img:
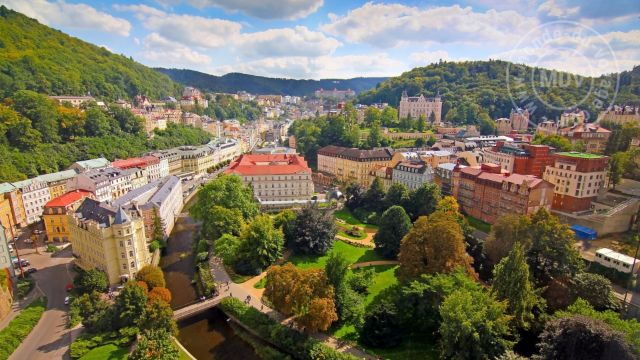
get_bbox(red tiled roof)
[112,156,159,169]
[45,190,93,208]
[225,154,311,176]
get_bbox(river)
[160,214,259,360]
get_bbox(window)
[121,252,125,259]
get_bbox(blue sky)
[2,0,639,79]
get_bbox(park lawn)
[334,209,378,231]
[465,215,492,233]
[79,344,128,360]
[225,265,253,284]
[367,337,439,360]
[253,277,267,289]
[289,240,383,269]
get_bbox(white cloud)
[215,54,405,79]
[138,33,212,67]
[409,50,451,66]
[116,4,241,49]
[2,0,131,36]
[237,26,341,59]
[321,3,539,48]
[186,0,323,20]
[537,0,640,23]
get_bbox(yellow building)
[69,199,151,285]
[179,147,215,177]
[0,183,26,230]
[43,190,93,243]
[36,170,78,199]
[317,145,394,186]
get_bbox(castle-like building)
[398,91,442,125]
[496,109,530,135]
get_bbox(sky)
[2,0,639,79]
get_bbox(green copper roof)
[556,152,605,159]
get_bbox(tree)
[148,287,172,304]
[380,106,398,127]
[325,252,365,327]
[570,273,619,311]
[236,214,284,274]
[491,244,542,329]
[290,205,337,255]
[72,291,113,332]
[367,120,383,148]
[273,209,297,246]
[360,301,404,348]
[345,182,365,210]
[135,265,166,289]
[374,206,412,259]
[74,269,108,294]
[398,211,474,280]
[214,234,242,265]
[535,315,634,360]
[478,112,496,135]
[439,289,514,360]
[364,177,386,211]
[201,205,244,240]
[383,182,409,209]
[84,107,112,137]
[151,208,164,245]
[608,151,628,188]
[396,269,480,334]
[114,281,148,328]
[364,106,381,126]
[526,209,583,285]
[141,299,177,336]
[191,175,258,222]
[11,90,60,143]
[485,214,531,265]
[407,183,441,220]
[264,263,337,331]
[426,135,436,147]
[325,252,350,290]
[130,329,179,360]
[532,134,573,152]
[416,114,426,132]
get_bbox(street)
[8,246,77,360]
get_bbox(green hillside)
[0,6,179,100]
[156,68,386,96]
[358,60,640,123]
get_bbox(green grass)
[225,265,253,284]
[174,338,193,360]
[0,297,47,359]
[79,344,128,360]
[253,277,267,289]
[465,215,492,233]
[367,337,438,360]
[289,240,383,269]
[334,209,378,231]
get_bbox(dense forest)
[155,68,386,96]
[0,90,211,182]
[190,94,262,123]
[359,60,640,124]
[0,6,180,100]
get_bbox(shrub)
[149,240,161,253]
[195,264,216,297]
[0,297,46,359]
[45,244,60,253]
[196,251,209,263]
[15,278,35,299]
[219,297,357,360]
[196,239,209,254]
[135,265,165,289]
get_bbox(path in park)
[209,257,375,359]
[351,260,399,269]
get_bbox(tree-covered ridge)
[359,60,640,124]
[155,68,387,96]
[0,90,211,182]
[0,6,180,100]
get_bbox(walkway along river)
[160,214,259,360]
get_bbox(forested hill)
[155,68,387,96]
[0,6,179,100]
[358,60,640,122]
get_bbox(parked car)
[64,296,70,305]
[12,259,29,267]
[65,284,73,292]
[25,267,37,274]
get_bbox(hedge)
[0,296,47,359]
[219,297,357,360]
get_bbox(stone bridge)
[173,297,222,321]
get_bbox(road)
[9,246,78,360]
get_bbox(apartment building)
[70,199,150,285]
[369,166,394,190]
[317,145,394,186]
[558,123,611,154]
[112,176,183,240]
[179,146,215,178]
[0,183,26,230]
[43,190,93,243]
[12,179,51,225]
[148,149,182,176]
[49,95,95,107]
[542,152,609,213]
[398,91,442,125]
[35,170,78,199]
[69,158,111,173]
[481,142,554,177]
[68,167,135,202]
[0,225,14,277]
[434,163,464,196]
[392,161,434,190]
[452,163,554,224]
[536,121,559,136]
[112,156,169,182]
[417,150,456,168]
[225,154,313,207]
